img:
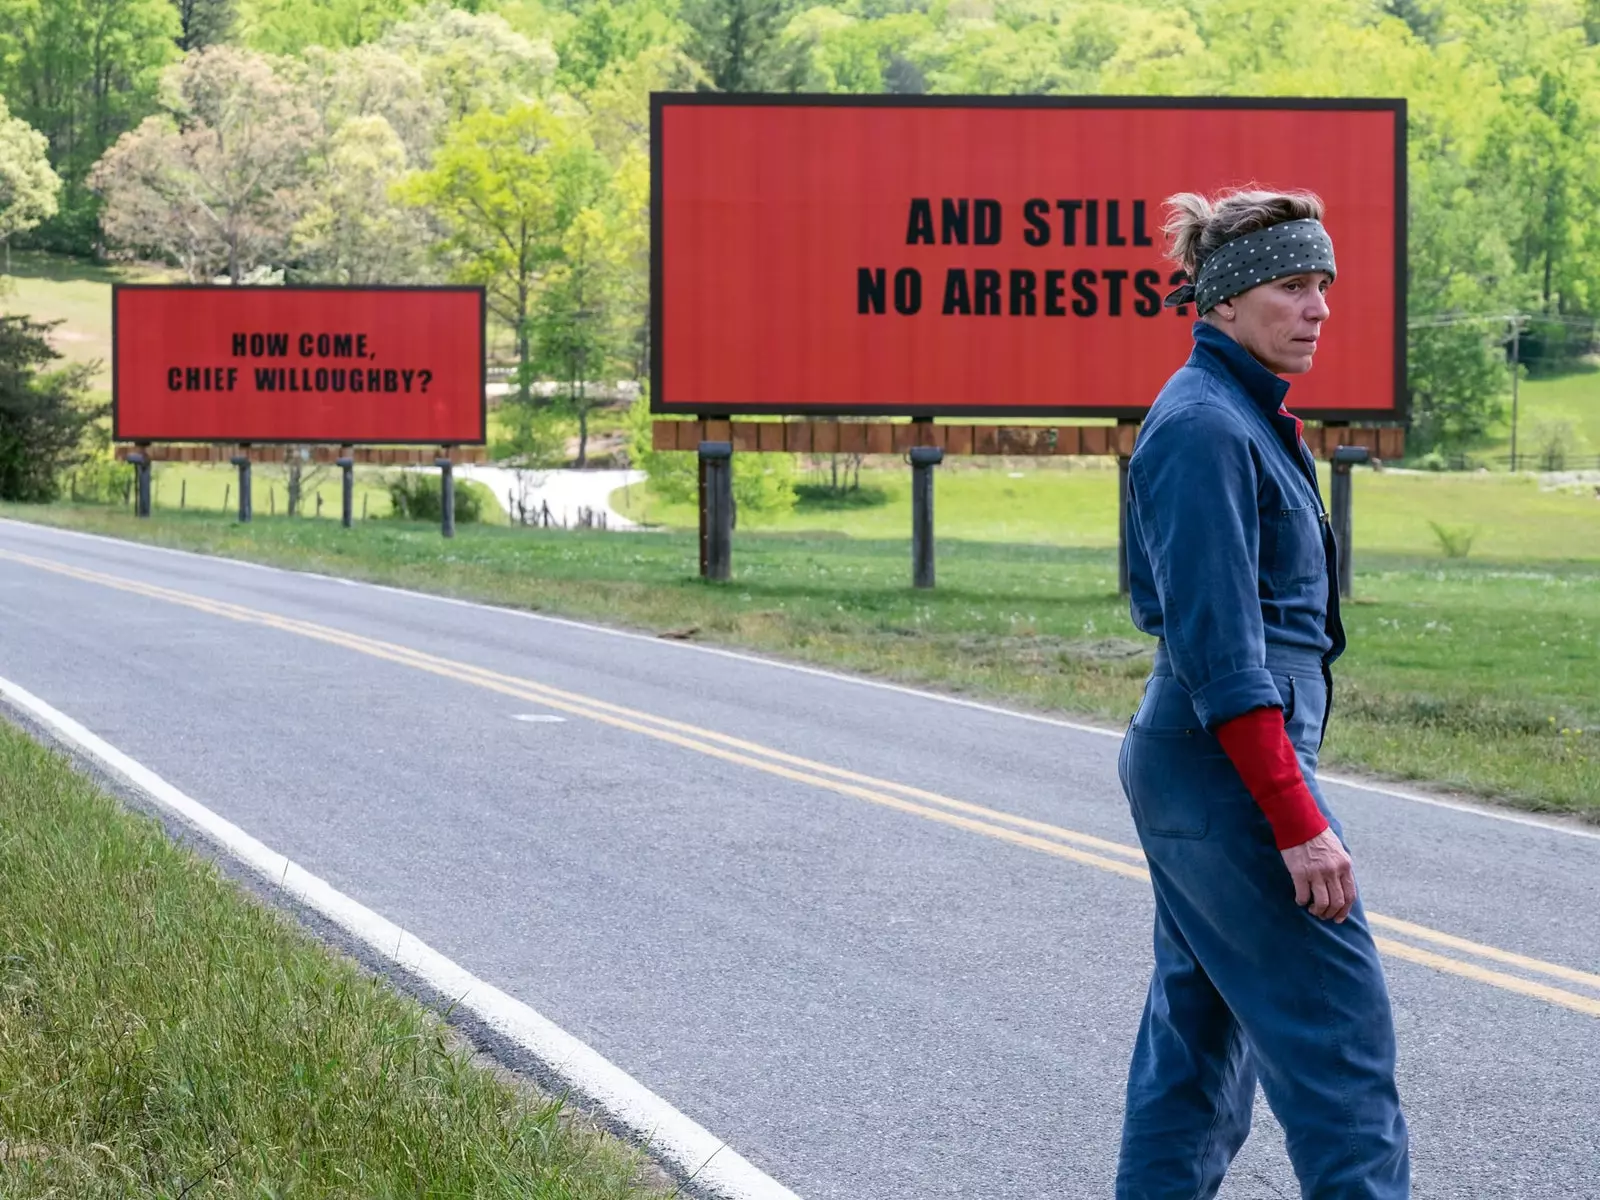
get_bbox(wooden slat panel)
[704,419,731,442]
[814,422,840,453]
[838,423,868,453]
[892,424,917,452]
[786,422,813,453]
[866,423,893,454]
[1114,424,1138,456]
[1052,426,1082,455]
[1080,425,1109,455]
[944,425,973,455]
[731,422,760,452]
[757,422,785,452]
[652,421,678,452]
[1378,427,1404,461]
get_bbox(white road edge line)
[0,672,803,1200]
[8,518,1599,843]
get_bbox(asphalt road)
[2,517,1597,1199]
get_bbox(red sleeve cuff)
[1215,707,1329,850]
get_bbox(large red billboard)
[653,97,1405,419]
[114,286,486,444]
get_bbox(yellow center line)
[1373,938,1600,1018]
[6,547,1600,1019]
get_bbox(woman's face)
[1209,271,1333,376]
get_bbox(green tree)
[1480,63,1600,315]
[0,97,62,269]
[534,191,627,467]
[234,0,419,54]
[173,0,236,49]
[556,0,682,92]
[291,42,444,167]
[0,314,98,502]
[380,4,557,120]
[291,114,433,283]
[0,0,178,253]
[681,0,809,90]
[89,46,316,281]
[493,397,569,522]
[403,102,594,403]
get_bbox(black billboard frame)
[650,93,1408,424]
[111,282,490,446]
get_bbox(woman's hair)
[1162,188,1325,279]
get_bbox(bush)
[63,457,135,504]
[0,315,100,502]
[386,473,485,524]
[1417,449,1449,472]
[1428,521,1476,559]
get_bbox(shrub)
[386,473,484,524]
[1428,521,1476,558]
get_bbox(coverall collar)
[1188,321,1291,415]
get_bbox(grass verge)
[3,503,1597,822]
[0,717,667,1197]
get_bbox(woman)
[1116,189,1410,1199]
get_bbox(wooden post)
[910,444,943,589]
[1330,446,1369,599]
[699,441,733,581]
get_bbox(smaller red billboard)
[114,286,486,444]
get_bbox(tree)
[89,46,316,281]
[533,188,627,467]
[0,97,62,269]
[556,0,682,92]
[234,0,420,54]
[291,114,432,282]
[173,0,235,50]
[493,397,568,522]
[681,0,809,91]
[0,314,99,502]
[291,42,444,167]
[1480,63,1600,315]
[379,4,557,120]
[402,102,595,404]
[0,0,179,253]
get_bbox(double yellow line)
[5,547,1600,1020]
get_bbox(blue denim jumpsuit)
[1116,322,1410,1198]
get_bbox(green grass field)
[620,461,1600,561]
[6,502,1596,821]
[0,720,666,1197]
[1482,362,1600,464]
[78,462,520,525]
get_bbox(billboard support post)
[699,441,733,581]
[337,447,354,529]
[128,449,151,518]
[436,456,456,539]
[1117,420,1139,598]
[230,452,252,523]
[1330,445,1369,599]
[910,445,943,589]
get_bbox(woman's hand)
[1281,828,1357,923]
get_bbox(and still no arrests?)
[858,196,1182,318]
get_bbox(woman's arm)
[1128,404,1329,851]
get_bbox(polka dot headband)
[1163,218,1337,314]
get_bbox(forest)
[2,0,1599,455]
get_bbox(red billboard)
[652,96,1405,420]
[114,286,486,444]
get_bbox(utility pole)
[1508,316,1523,472]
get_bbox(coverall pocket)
[1263,504,1325,587]
[1122,725,1229,840]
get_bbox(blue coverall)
[1115,322,1410,1199]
